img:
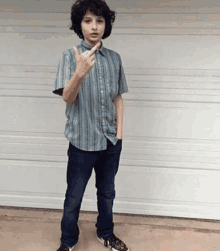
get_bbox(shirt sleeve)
[53,50,72,96]
[118,55,129,95]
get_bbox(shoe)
[97,233,129,251]
[56,244,75,251]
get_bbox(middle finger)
[82,50,90,57]
[87,43,100,57]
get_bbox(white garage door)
[0,0,220,220]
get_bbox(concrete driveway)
[1,206,220,251]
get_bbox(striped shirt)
[53,39,129,151]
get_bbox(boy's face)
[81,11,106,47]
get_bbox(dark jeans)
[61,138,122,247]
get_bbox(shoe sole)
[97,237,129,251]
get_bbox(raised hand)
[73,42,101,78]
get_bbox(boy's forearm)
[63,69,86,104]
[114,94,124,139]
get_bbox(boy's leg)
[93,139,122,238]
[60,142,99,247]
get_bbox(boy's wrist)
[116,134,123,140]
[75,68,86,79]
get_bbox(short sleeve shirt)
[53,40,129,151]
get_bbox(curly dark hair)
[69,0,116,40]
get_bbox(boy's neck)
[83,39,102,50]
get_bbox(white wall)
[1,0,220,220]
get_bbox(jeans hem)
[61,239,78,248]
[97,232,114,239]
[61,242,77,248]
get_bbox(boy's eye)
[84,20,103,23]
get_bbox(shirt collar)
[81,40,106,57]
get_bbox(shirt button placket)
[97,58,106,140]
[100,79,105,129]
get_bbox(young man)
[53,1,129,250]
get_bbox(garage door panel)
[126,107,220,139]
[115,167,220,204]
[113,35,220,69]
[0,161,67,194]
[0,33,78,65]
[0,97,66,132]
[126,92,220,102]
[1,159,220,220]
